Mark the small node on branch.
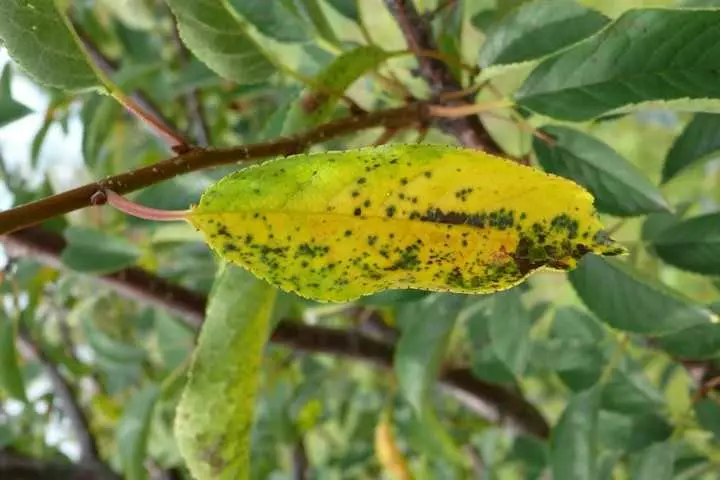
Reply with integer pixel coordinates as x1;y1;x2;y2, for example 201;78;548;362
90;190;107;206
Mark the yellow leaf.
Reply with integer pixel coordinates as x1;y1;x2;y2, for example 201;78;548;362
375;411;412;480
187;145;623;302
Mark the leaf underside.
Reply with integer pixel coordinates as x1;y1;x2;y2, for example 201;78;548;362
187;145;622;302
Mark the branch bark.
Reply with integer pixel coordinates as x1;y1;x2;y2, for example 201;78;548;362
0;103;428;235
384;0;502;154
0;449;118;480
3;227;550;439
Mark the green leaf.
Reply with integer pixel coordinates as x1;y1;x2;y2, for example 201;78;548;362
282;46;393;134
0;0;101;90
0;64;32;129
568;256;714;334
30;115;53;167
507;435;548;479
601;370;664;415
0;315;27;402
294;0;340;46
534;126;669;216
117;385;159;480
467;303;516;384
662;113;720;183
394;294;465;415
229;0;310;43
61;227;142;274
478;0;608;67
175;266;278;480
694;399;720;440
487;288;531;375
630;442;675;480
165;0;276;84
598;412;673;453
654;323;720;359
325;0;360;22
516;9;720;121
188;145;623;302
550;387;600;480
81;95;123;168
652;213;720;275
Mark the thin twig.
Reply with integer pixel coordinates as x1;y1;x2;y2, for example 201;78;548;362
169;14;211;147
72;22;191;149
16;329;119;479
0;103;428;235
2;227;551;439
384;0;502;154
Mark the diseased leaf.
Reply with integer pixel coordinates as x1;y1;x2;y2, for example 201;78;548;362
569;256;715;334
0;315;27;402
534;126;669;216
175;266;277;480
662;113;720;183
394;294;464;414
0;0;101;90
516;9;720;121
652;213;720;275
117;385;159;480
61;227;142;274
187;145;623;302
478;0;608;67
551;387;600;480
282;46;393;134
165;0;276;84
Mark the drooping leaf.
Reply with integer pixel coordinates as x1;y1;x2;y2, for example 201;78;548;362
175;266;277;480
117;385;159;480
487;287;531;375
652;213;720;275
534;126;669;216
569;256;715;334
282;46;393;134
394;293;465;414
0;315;27;402
467;300;516;384
654;323;720;359
551;387;600;480
630;442;675;480
187;145;623;302
0;0;101;90
61;227;142;274
229;0;310;43
0;64;32;129
516;9;720;121
81;95;123;168
30;114;53;167
478;0;609;67
165;0;277;84
662;113;720;183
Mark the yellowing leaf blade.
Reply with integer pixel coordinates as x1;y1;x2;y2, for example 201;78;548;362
188;145;622;302
174;266;277;480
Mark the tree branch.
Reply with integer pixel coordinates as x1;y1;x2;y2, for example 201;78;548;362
384;0;502;154
15;331;119;479
0;449;118;480
0;103;428;235
2;227;550;439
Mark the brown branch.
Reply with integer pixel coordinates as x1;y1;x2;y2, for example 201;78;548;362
0;103;428;235
0;449;119;480
16;331;119;479
3;227;550;439
384;0;502;154
72;22;191;149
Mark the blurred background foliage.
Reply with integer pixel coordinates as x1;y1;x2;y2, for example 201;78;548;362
1;0;720;479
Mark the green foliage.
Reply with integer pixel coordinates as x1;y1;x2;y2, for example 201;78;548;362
2;1;720;478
